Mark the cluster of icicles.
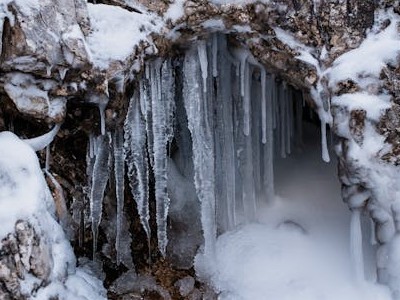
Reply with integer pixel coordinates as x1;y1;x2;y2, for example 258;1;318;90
86;34;332;265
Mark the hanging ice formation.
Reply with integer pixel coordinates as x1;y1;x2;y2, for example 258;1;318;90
112;128;125;265
90;134;110;256
124;90;151;244
152;59;175;256
351;208;365;282
24;123;61;151
86;34;331;262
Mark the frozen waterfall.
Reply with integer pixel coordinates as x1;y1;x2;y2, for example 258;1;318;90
86;34;334;267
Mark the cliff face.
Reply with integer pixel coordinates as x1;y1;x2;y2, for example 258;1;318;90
0;0;400;299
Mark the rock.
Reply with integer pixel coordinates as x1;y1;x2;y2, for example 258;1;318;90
111;272;171;300
175;276;195;297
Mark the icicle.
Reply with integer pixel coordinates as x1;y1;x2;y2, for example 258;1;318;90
99;103;106;136
286;86;292;155
261;69;267;144
295;93;303;148
271;75;277;130
321;121;330;162
59;67;68;81
264;73;275;202
113;128;125;266
124;93;151;243
212;34;218;78
45;145;51;172
243;63;251;136
46;65;52;77
214;35;236;232
242;91;256;222
350;208;365;282
90;134;110;257
24;123;61;151
279;84;286;158
183;48;216;260
370;218;377;246
239;52;249;97
147;62;160;167
44;170;73;238
89;134;95;159
197;40;208;93
151;59;175;256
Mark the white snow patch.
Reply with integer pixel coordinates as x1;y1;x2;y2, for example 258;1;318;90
329;11;400;86
0;132;50;239
87;3;163;69
231;24;252;33
332;93;391;121
201;19;225;30
273;27;319;70
164;0;185;22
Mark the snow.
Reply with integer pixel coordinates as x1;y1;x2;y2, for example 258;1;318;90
201;19;225;30
198;124;392;300
328;10;400;86
0;132;106;299
24;124;61;151
164;0;185;22
0;132;48;239
332;93;391;121
86;3;162;69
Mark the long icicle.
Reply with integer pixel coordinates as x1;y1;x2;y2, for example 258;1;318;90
261;69;267;144
321;121;330;163
113;128;125;265
152;59;175;256
350;208;365;282
197;40;208;93
264;73;275;202
124;90;151;244
183;47;216;261
90;134;110;258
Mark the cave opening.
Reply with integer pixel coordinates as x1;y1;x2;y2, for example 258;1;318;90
153;33;384;298
82;31;390;299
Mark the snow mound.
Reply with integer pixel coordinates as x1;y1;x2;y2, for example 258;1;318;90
0;132;106;299
209;223;391;300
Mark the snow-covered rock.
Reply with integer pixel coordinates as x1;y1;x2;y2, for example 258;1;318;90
0;132;106;299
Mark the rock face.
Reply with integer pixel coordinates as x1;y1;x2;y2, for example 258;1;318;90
0;0;400;298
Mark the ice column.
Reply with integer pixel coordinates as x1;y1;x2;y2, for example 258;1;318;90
90;134;110;256
124;92;151;243
150;59;175;256
113;128;125;265
350;208;365;282
183;47;217;260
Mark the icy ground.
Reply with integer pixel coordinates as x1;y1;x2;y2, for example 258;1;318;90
205;123;392;300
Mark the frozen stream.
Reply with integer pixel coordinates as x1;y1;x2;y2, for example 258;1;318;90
206;123;392;300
